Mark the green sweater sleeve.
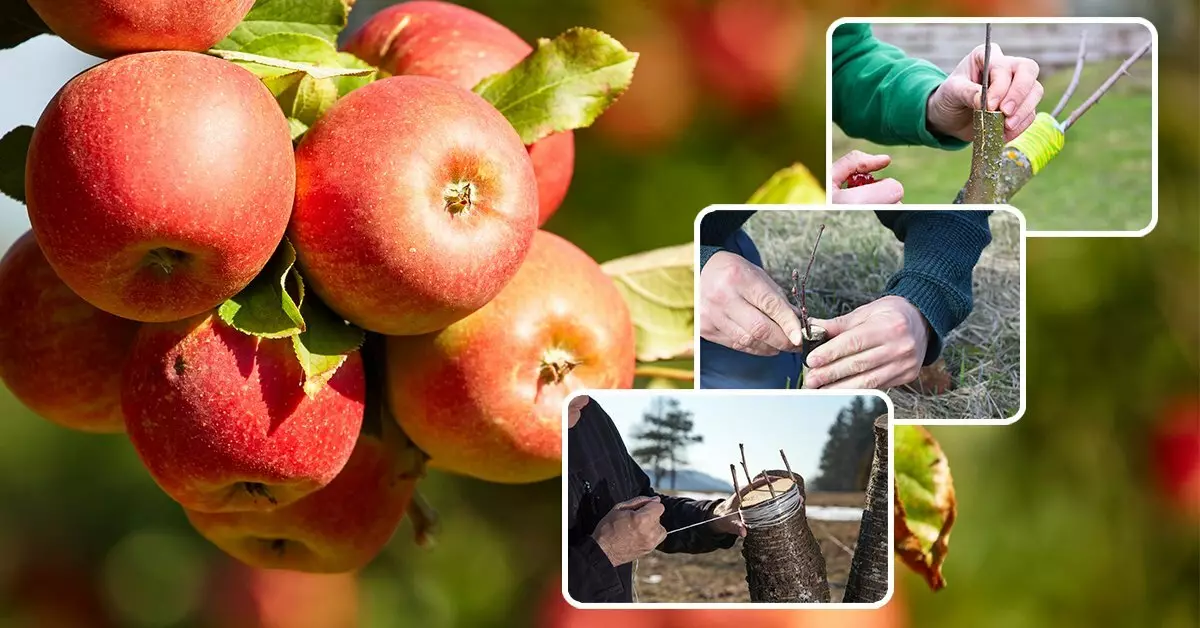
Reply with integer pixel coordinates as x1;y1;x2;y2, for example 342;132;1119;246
831;23;968;150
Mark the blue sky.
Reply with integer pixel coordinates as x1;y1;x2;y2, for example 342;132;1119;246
585;391;871;484
0;37;99;251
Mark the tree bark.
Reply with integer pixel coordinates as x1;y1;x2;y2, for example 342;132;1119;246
741;472;830;603
843;415;890;603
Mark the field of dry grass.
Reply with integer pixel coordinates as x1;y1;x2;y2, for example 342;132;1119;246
631;492;866;604
745;209;1022;421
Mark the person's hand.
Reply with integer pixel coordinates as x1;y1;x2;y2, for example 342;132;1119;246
699;251;805;356
710;495;747;538
591;496;667;566
927;43;1044;142
803;296;929;390
830;150;904;205
566;394;591;427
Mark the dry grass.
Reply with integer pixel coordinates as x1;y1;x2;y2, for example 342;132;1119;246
744;209;1022;421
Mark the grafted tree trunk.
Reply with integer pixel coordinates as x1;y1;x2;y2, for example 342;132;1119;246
740;472;830;603
843;415;890;603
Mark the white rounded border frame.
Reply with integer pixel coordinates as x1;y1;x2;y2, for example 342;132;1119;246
559;388;897;611
692;204;1028;426
823;16;1159;238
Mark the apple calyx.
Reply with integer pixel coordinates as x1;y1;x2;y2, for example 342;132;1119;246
538;347;579;385
144;247;189;276
442;180;477;215
407;491;439;548
242;482;279;506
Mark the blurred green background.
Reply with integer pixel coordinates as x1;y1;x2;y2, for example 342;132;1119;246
1;0;1197;627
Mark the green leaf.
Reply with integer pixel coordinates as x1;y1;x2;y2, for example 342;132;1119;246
894;424;957;591
473;28;638;145
218;240;306;338
287;117;310;140
212;34;374;81
214;0;353;51
0;126;31;204
292;297;365;397
288;74;339;127
601;243;693;363
747;163;827;204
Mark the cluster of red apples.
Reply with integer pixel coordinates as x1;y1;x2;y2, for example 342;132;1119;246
0;0;635;573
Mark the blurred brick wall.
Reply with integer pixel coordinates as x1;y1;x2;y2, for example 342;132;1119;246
870;22;1154;72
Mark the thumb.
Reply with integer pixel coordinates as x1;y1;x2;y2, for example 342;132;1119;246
944;74;984;111
809;309;861;338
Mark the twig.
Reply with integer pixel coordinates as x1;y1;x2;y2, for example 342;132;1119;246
780;449;798;485
1051;30;1088;118
981;24;992;109
1063;39;1152;130
799;224;826;337
633;364;694;381
762;470;776;498
738;443;754;487
730;464;747;528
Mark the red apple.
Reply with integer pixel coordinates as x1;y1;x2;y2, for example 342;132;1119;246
185;419;419;573
27;0;256;58
0;232;139;433
667;0;807;113
290;75;537;336
386;230;636;484
343;0;575;225
26;51;295;323
593;0;698;149
122;314;364;513
202;559;359;628
1152;396;1200;519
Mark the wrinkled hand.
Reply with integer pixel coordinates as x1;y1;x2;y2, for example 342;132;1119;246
710;496;747;538
803;296;930;390
591;496;667;566
927;43;1044;142
830;150;904;205
700;251;805;356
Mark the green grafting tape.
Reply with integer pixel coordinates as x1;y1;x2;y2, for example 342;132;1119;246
1005;112;1065;175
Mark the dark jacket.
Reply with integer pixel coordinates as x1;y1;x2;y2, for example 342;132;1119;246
567;401;736;603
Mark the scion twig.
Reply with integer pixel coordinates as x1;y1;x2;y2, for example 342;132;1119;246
1051;30;1088;118
739;443;754;487
1063;39;1152;131
981;24;992;109
730;464;747;528
780;449;798;485
762;470;776;499
797;223;825;338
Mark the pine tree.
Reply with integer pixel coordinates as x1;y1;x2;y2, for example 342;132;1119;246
630;397;703;489
813;396;888;491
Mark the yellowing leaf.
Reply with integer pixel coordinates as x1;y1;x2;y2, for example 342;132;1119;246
292;296;365;397
601;243;694;363
747;163;827;205
894;424;957;591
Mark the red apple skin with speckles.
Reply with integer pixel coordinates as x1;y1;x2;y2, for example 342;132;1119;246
344;0;575;225
290;75;538;336
385;230;635;484
27;0;256;58
26;51;295;324
122;314;365;513
185;421;417;573
0;232;139;433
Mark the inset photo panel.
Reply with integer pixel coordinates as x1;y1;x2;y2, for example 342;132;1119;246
563;390;895;609
825;18;1156;236
696;205;1025;424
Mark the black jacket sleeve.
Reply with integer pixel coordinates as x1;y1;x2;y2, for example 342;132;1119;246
567;534;625;602
626;456;738;554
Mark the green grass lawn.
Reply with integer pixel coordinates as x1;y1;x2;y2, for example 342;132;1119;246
744;210;1022;421
832;58;1153;232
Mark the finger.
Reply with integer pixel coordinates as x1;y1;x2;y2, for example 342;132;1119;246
1005;81;1043;137
805;319;892;370
1005;110;1036;142
807;306;867;339
818;362;906;390
724;299;794;354
829;150;891;187
618;495;660;511
803;345;892;389
832;178;904;205
943;74;985;111
997;57;1040;118
635;501;666;519
740;277;805;346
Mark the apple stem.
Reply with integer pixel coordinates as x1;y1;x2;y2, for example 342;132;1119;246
407;490;439;548
242;482;278;506
443;181;477;215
